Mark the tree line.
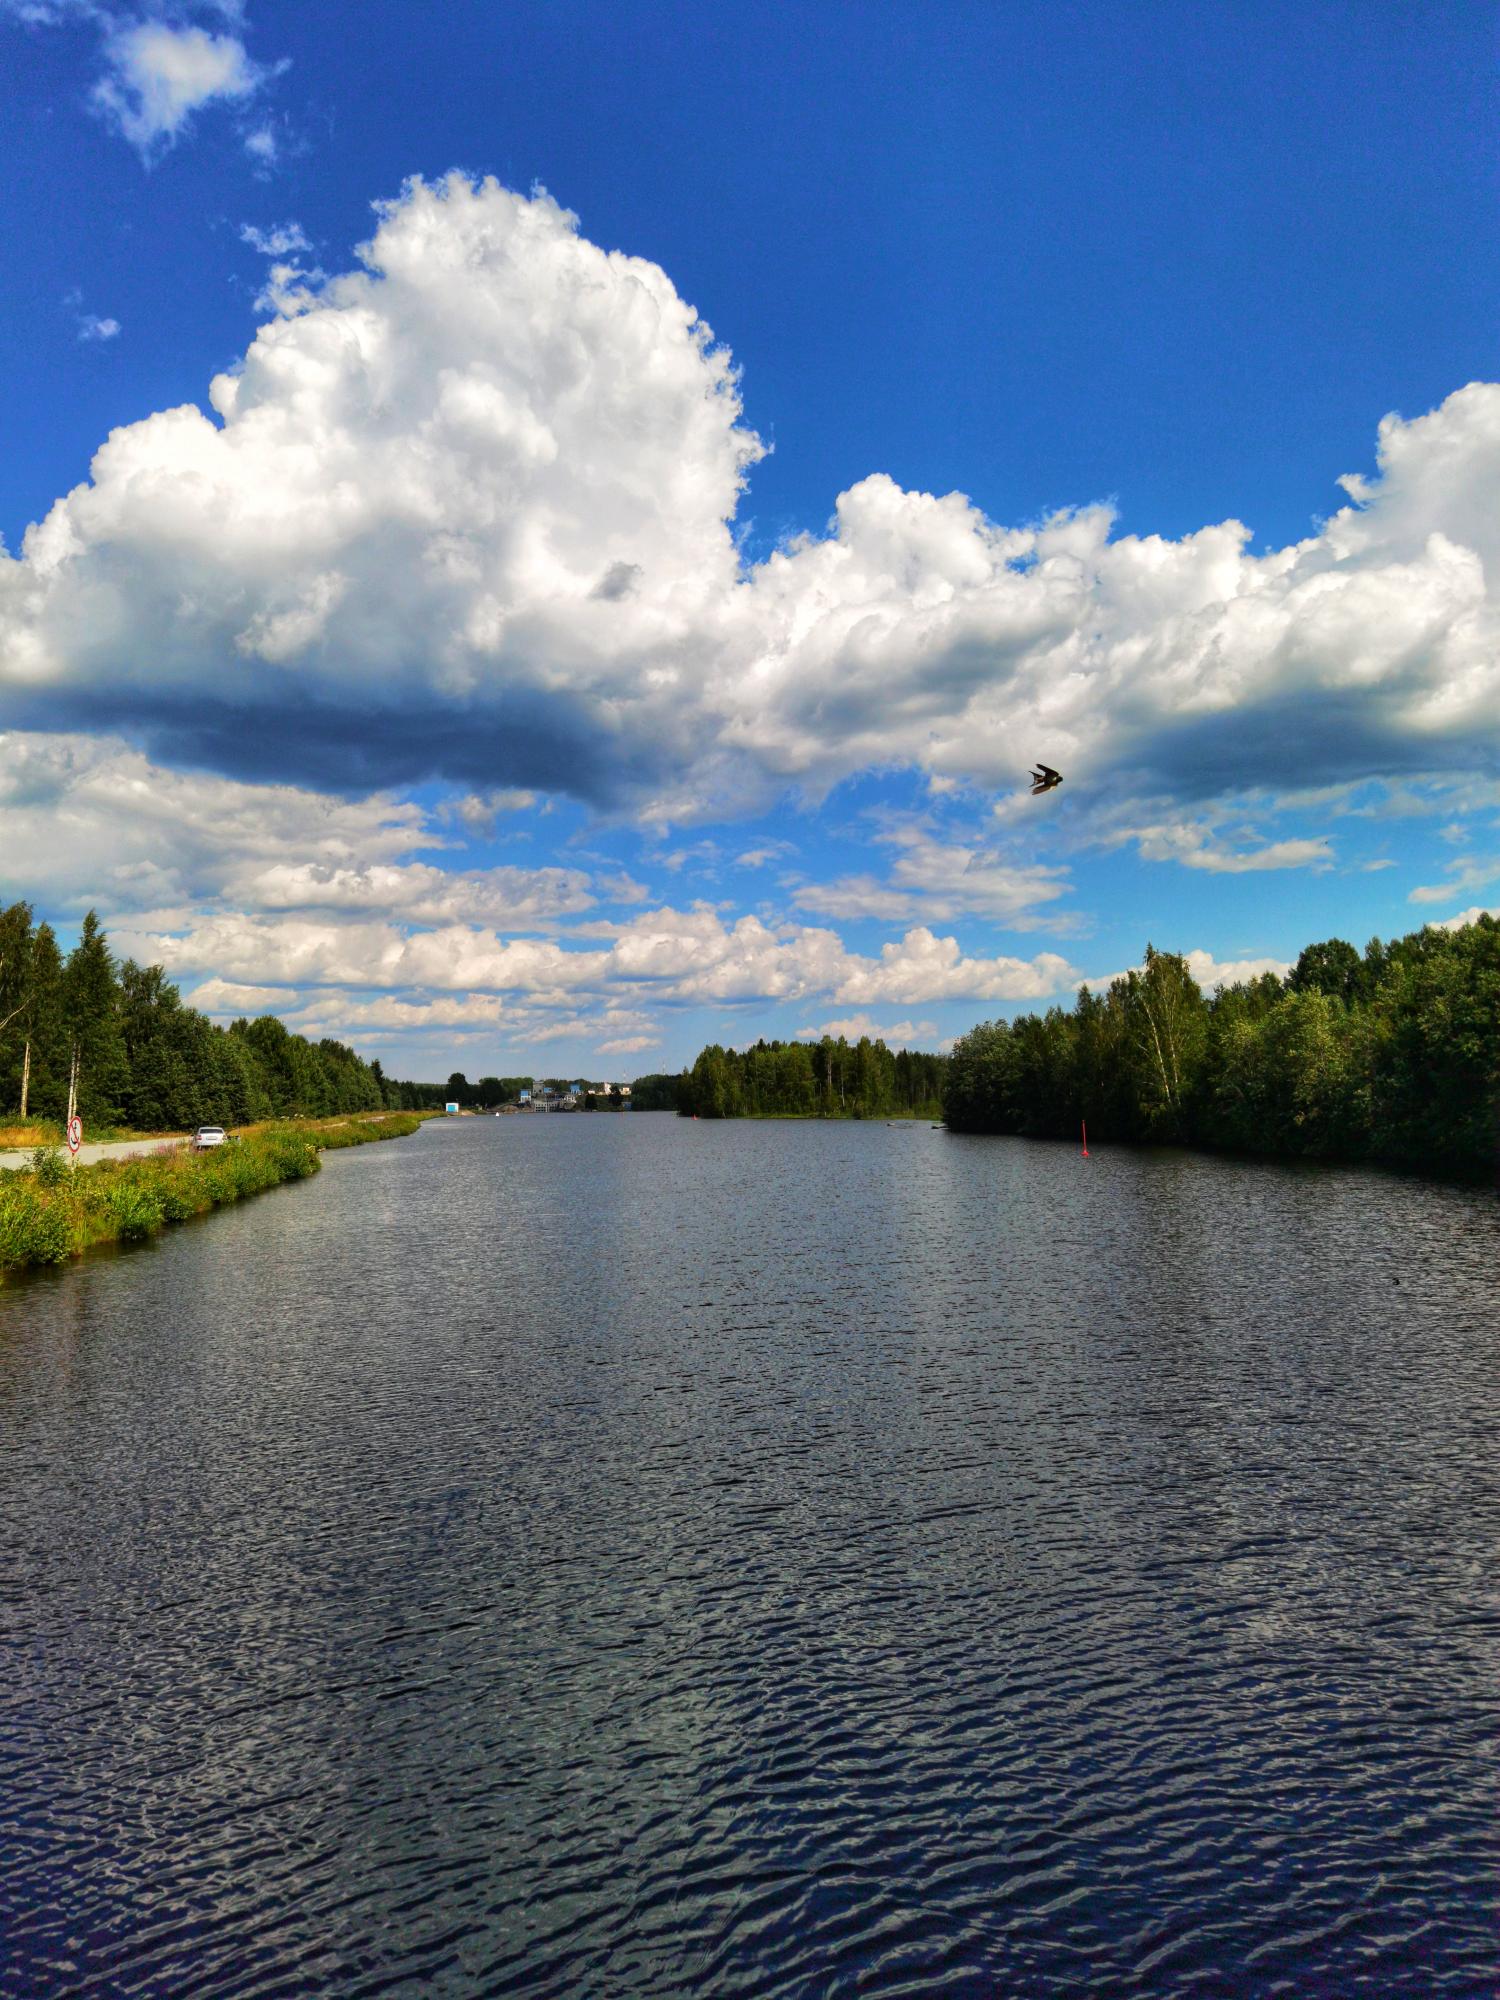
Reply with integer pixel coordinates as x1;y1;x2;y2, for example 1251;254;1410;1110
677;1035;948;1119
0;903;426;1130
440;1072;535;1109
628;1073;680;1111
439;1074;637;1109
944;916;1499;1179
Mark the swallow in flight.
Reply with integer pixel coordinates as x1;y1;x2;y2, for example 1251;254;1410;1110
1029;763;1063;795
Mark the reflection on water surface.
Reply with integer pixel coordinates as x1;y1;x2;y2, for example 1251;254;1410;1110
2;1116;1496;1996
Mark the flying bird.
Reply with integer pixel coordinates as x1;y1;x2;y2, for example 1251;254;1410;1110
1029;763;1063;795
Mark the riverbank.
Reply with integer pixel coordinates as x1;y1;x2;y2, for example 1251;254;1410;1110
0;1133;203;1171
0;1121;185;1152
678;1108;941;1122
0;1113;431;1278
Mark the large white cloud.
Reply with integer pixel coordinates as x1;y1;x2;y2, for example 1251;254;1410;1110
832;928;1078;1005
115;903;1079;1012
0;730;1090;1059
0;731;599;926
236;859;596;926
3;172;1498;813
0;731;425;911
0;174;756;799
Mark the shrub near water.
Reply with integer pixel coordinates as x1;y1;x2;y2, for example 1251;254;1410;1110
0;1178;72;1267
0;1116;419;1277
104;1175;166;1243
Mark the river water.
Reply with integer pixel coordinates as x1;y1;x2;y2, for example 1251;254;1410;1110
1;1116;1496;1997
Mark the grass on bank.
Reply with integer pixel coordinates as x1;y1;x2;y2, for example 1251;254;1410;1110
0;1120;207;1148
0;1110;434;1149
0;1113;429;1278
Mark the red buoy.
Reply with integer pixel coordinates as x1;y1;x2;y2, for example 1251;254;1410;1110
1081;1119;1089;1159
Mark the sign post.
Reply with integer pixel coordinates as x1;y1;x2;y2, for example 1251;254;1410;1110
66;1115;83;1167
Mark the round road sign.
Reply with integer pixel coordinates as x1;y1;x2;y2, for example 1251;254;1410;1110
66;1116;83;1155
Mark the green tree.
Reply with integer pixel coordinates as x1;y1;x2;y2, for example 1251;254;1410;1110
1119;946;1207;1140
118;960;210;1131
630;1073;683;1111
61;912;128;1125
1288;937;1367;1006
1370;913;1500;1174
17;923;67;1120
942;1019;1014;1133
0;902;35;1112
941;919;1496;1181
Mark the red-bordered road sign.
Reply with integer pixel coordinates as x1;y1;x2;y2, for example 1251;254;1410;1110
66;1116;83;1155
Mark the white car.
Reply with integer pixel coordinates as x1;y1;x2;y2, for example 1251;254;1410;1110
191;1125;228;1150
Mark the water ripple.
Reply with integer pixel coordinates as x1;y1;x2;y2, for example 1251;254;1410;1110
1;1118;1497;1996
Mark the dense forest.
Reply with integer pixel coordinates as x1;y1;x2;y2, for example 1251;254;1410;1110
629;1073;681;1112
0;903;425;1130
944;916;1499;1180
677;1035;948;1119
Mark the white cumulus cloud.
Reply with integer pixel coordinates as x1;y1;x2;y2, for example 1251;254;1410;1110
833;928;1078;1005
1408;853;1499;905
1182;949;1292;991
109;903;1078;1018
4;173;1499;817
795;822;1072;925
795;1014;939;1045
0;732;614;931
1119;821;1334;874
1081;948;1292;993
93;21;269;156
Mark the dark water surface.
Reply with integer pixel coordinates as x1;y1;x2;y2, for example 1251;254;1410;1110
2;1116;1497;1997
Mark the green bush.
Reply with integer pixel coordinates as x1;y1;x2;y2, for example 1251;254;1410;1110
0;1114;420;1279
262;1130;320;1178
154;1169;203;1222
107;1177;165;1241
0;1180;72;1267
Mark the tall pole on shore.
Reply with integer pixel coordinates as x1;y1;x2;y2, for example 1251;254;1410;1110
65;1046;79;1170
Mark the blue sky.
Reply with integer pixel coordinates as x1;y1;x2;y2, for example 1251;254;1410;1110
1;0;1497;1078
